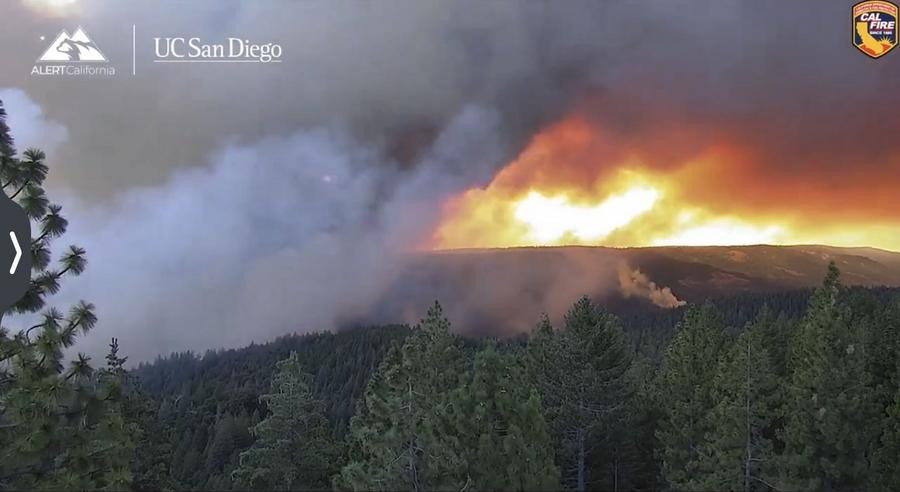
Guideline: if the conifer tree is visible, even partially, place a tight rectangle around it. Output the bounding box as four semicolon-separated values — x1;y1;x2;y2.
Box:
691;321;781;491
232;351;337;490
873;295;900;489
0;98;131;489
95;338;141;487
781;263;876;490
750;305;796;379
528;297;631;491
338;301;467;491
130;392;176;491
877;388;900;489
656;301;725;489
598;354;663;492
450;343;559;490
207;412;252;476
867;294;900;412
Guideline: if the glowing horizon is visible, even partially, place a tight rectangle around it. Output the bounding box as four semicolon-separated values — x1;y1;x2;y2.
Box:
432;111;900;252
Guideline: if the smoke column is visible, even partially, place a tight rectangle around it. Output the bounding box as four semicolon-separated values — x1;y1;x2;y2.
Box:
617;262;686;309
50;107;505;361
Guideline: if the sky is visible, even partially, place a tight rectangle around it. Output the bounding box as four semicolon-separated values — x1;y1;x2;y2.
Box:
0;0;898;360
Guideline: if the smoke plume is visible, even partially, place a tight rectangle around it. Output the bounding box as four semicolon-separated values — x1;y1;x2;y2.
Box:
49;106;505;360
1;1;899;360
617;263;686;309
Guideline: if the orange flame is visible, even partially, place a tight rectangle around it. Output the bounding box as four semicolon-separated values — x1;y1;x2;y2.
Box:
432;111;900;251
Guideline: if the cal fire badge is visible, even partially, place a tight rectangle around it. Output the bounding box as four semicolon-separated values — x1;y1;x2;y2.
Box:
853;0;898;59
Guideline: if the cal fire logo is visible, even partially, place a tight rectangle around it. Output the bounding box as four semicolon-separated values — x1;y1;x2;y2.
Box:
853;0;898;59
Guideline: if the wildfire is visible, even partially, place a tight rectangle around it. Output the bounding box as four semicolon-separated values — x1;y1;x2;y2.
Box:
513;187;659;243
432;110;900;251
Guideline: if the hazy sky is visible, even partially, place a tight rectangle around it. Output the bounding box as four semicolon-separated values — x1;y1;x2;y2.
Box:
1;0;898;360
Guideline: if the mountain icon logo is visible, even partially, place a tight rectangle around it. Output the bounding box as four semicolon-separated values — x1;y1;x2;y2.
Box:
38;27;107;62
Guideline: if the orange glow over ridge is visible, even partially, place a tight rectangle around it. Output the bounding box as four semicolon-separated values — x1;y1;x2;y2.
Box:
433;111;900;251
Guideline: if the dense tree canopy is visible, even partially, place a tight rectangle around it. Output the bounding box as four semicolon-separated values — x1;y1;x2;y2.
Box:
70;270;900;492
232;351;338;490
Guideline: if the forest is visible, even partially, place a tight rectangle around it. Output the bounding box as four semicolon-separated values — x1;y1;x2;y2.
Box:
124;278;900;492
2;100;900;491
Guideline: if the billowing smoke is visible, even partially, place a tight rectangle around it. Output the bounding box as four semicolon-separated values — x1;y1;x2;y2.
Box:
0;88;67;156
0;90;635;362
3;1;900;361
48;106;505;360
7;1;896;203
617;263;686;309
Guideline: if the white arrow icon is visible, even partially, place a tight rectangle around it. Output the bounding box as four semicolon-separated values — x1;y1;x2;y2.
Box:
9;231;21;275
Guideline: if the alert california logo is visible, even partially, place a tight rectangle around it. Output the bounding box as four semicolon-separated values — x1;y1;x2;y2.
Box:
32;26;116;77
853;0;898;59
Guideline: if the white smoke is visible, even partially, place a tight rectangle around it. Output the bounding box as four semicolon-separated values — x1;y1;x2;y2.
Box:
0;88;68;156
617;262;686;309
47;106;504;361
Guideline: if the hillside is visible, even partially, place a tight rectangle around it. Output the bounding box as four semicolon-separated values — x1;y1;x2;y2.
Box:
429;244;900;294
364;244;900;336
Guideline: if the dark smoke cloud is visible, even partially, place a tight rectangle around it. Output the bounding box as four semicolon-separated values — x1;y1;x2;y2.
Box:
1;1;898;359
0;0;605;199
3;1;895;199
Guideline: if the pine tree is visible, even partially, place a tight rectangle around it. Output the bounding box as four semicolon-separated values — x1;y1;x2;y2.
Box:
599;354;663;492
131;392;176;491
528;297;631;491
207;413;250;476
94;338;141;488
751;305;796;379
0;98;131;489
450;343;559;490
781;263;876;490
656;301;726;489
873;295;900;489
877;389;900;489
691;321;781;491
232;351;337;490
339;301;467;491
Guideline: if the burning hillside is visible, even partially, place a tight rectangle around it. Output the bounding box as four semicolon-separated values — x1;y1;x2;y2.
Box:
433;101;900;251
